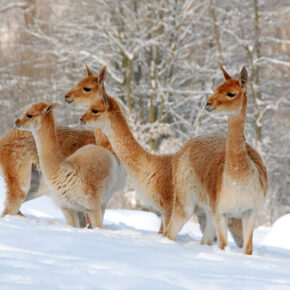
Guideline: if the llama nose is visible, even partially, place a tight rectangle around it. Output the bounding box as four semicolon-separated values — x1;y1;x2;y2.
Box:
80;117;85;125
15;119;20;127
204;102;213;112
65;95;73;103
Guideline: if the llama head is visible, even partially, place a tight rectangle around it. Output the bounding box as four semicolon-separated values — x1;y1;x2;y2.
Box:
205;65;248;116
80;92;119;130
15;102;57;131
65;65;107;105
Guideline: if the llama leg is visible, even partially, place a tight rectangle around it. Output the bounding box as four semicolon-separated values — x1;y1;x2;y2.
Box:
61;208;76;227
85;213;92;229
101;204;106;224
228;218;243;248
74;211;87;228
17;211;25;217
2;174;28;217
164;194;195;240
201;210;216;246
195;210;206;235
214;213;228;250
160;211;172;235
158;223;164;235
87;208;103;228
242;211;256;255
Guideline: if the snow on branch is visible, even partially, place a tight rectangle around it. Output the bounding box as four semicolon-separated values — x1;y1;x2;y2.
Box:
0;2;27;13
256;57;290;67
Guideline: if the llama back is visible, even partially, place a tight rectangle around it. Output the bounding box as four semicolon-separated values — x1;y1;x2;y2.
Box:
174;133;225;209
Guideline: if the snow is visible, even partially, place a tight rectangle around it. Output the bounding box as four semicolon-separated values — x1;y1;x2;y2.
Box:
0;176;290;289
261;214;290;250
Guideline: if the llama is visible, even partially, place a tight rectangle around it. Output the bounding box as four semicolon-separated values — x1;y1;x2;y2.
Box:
0;125;96;225
65;65;174;234
67;65;244;243
80;93;174;233
165;66;267;254
15;102;125;228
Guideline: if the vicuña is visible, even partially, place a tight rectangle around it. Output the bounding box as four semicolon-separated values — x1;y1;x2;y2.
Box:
165;66;267;255
15;102;124;228
67;65;244;245
0;125;96;226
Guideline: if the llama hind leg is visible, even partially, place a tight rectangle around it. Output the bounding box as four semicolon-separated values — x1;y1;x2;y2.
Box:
228;218;243;248
242;210;256;255
158;223;164;235
164;194;195;240
1;171;29;217
101;204;106;225
159;211;172;235
74;211;87;228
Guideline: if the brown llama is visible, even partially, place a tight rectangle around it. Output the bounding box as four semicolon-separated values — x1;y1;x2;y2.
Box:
165;66;267;254
66;65;244;245
0;125;96;226
15;102;125;228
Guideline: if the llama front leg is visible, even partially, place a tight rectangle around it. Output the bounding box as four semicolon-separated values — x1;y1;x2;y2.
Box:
214;213;228;250
201;210;216;246
242;210;256;255
87;207;103;228
61;208;77;227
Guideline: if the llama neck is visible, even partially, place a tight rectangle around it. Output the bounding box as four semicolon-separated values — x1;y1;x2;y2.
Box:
104;101;149;175
225;94;250;179
94;128;119;161
33;116;64;180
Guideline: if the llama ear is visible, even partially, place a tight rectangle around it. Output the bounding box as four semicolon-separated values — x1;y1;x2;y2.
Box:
102;93;109;107
220;64;232;80
43;103;58;115
86;65;94;77
240;66;248;88
99;66;107;85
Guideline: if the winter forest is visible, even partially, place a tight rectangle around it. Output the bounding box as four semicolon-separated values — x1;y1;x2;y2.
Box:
0;0;289;226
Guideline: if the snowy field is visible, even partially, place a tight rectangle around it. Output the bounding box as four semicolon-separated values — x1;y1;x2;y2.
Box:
0;177;290;290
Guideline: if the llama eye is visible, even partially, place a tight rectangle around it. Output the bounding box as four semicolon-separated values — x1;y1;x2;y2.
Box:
92;109;99;114
26;114;33;119
226;93;235;98
83;87;91;92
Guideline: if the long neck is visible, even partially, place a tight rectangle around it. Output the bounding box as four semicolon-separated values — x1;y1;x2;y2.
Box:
225;94;250;179
104;99;150;175
33;115;64;180
94;128;119;161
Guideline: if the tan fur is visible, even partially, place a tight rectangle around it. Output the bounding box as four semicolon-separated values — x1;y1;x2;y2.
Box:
79;94;174;233
65;65;107;105
0;125;95;221
167;66;267;254
68;65;244;243
15;102;123;228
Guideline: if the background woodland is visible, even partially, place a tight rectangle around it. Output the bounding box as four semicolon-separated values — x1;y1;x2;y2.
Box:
0;0;289;225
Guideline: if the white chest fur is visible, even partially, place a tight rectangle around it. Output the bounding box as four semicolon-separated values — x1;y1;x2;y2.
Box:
217;162;265;217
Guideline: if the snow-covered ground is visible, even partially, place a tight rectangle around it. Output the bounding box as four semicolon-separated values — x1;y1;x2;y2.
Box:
0;177;290;290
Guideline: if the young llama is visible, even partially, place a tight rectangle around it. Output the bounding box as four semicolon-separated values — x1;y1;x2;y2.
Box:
165;66;267;254
67;65;244;244
15;102;125;228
